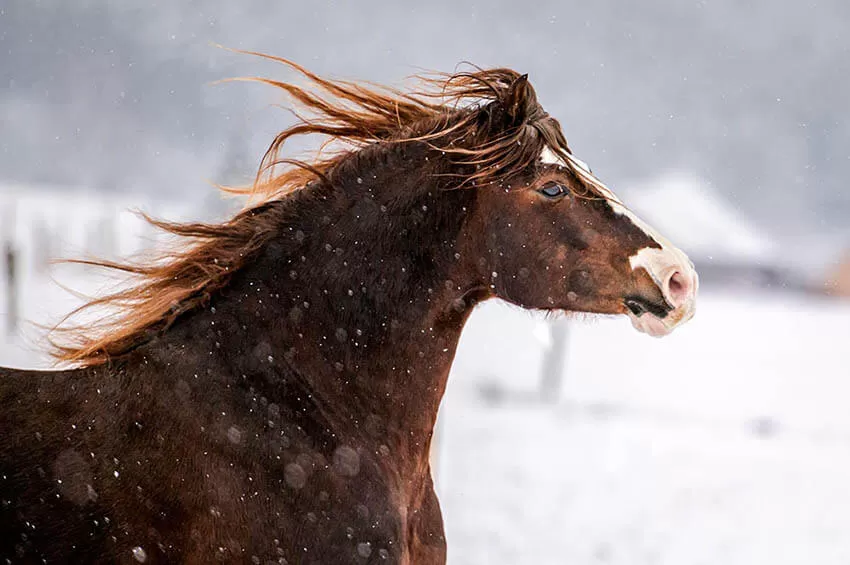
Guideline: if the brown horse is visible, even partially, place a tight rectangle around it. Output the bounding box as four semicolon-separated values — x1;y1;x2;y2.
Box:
0;56;697;564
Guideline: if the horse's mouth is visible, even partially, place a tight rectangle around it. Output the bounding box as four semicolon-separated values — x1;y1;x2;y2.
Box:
623;295;695;337
623;295;672;319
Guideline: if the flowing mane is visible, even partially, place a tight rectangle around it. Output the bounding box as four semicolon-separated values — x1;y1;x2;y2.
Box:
51;52;575;367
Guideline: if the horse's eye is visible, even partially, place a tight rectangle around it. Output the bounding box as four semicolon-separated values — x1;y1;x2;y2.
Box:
539;184;567;199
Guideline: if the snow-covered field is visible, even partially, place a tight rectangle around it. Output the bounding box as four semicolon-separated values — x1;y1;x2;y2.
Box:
1;197;849;563
439;293;850;565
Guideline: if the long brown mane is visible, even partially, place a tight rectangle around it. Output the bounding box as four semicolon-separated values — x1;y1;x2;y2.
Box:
51;52;575;367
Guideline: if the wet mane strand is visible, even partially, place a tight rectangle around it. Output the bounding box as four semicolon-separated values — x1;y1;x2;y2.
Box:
51;52;574;367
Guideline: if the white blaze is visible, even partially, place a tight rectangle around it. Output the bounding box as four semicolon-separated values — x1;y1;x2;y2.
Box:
539;145;697;333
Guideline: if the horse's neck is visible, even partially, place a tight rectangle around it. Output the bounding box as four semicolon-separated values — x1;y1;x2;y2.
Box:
159;168;484;467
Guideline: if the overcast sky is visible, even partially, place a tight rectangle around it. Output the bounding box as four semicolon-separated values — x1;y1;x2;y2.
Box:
1;0;848;240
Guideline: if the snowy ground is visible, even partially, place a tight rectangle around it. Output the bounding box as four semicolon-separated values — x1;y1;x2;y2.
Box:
438;292;850;565
2;264;850;564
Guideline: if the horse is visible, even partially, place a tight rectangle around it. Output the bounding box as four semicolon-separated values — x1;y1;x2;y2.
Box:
0;55;698;564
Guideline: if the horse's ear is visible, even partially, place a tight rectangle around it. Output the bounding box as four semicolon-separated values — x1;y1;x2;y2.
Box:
504;74;531;126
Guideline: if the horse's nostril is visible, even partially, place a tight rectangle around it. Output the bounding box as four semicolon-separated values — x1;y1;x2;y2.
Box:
667;271;691;307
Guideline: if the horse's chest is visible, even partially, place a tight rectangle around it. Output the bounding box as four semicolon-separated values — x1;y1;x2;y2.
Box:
165;452;414;564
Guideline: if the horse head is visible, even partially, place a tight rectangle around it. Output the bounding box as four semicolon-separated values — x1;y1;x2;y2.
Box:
425;72;699;336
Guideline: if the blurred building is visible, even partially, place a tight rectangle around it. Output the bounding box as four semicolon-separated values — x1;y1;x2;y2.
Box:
622;172;800;291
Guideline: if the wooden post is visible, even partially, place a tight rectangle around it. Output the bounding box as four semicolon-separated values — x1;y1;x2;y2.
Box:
539;318;570;401
1;199;18;337
4;241;16;336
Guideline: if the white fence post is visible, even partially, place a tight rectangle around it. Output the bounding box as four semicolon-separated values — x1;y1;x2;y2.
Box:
1;200;18;337
539;318;570;401
4;241;17;337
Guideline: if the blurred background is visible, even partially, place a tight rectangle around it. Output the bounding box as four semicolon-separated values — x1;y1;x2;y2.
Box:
2;1;850;563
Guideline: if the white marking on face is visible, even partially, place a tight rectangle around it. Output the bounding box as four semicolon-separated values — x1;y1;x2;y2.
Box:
539;146;648;230
539;146;565;166
539;144;698;334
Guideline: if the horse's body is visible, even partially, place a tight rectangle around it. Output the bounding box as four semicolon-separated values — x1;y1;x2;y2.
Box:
1;155;466;564
1;59;697;564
